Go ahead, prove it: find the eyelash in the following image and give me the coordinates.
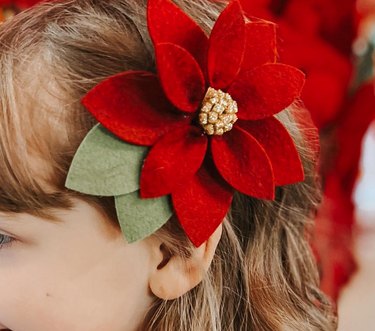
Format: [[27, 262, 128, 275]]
[[0, 233, 15, 249]]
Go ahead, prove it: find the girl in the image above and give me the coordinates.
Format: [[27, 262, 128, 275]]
[[0, 0, 336, 330]]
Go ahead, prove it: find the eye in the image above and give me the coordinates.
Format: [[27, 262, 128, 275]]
[[0, 233, 14, 249]]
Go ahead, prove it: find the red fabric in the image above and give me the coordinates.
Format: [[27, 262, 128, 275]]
[[83, 0, 305, 246], [229, 64, 305, 120], [314, 175, 357, 303], [242, 21, 277, 71], [140, 126, 207, 198], [335, 84, 375, 186], [173, 165, 234, 247], [208, 0, 246, 90], [302, 71, 348, 129], [211, 126, 274, 199], [156, 43, 205, 112], [239, 0, 357, 56], [313, 84, 375, 301], [239, 0, 274, 20], [239, 0, 355, 129], [147, 0, 208, 70], [277, 22, 353, 128], [239, 117, 304, 185], [284, 0, 357, 56], [82, 71, 189, 146]]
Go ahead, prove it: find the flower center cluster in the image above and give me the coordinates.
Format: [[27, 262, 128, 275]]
[[199, 87, 238, 136]]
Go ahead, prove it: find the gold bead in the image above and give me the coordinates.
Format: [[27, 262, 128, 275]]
[[199, 87, 239, 136], [199, 113, 208, 125], [208, 112, 218, 124], [206, 124, 215, 135]]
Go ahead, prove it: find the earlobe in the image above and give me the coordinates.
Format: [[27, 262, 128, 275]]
[[149, 224, 222, 300]]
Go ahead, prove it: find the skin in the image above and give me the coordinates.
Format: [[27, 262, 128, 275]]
[[0, 24, 223, 328], [0, 200, 155, 331], [0, 198, 222, 331]]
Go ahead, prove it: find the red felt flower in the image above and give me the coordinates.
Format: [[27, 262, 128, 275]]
[[83, 0, 305, 246]]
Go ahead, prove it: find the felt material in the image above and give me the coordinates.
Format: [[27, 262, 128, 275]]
[[238, 117, 304, 185], [147, 0, 208, 71], [155, 43, 206, 113], [211, 126, 275, 199], [115, 191, 173, 243], [140, 126, 208, 198], [241, 21, 277, 71], [229, 64, 305, 120], [65, 124, 147, 196], [72, 0, 308, 247], [82, 71, 189, 146], [208, 0, 246, 90], [172, 165, 233, 247]]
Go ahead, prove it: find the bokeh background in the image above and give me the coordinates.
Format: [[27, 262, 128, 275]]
[[1, 0, 374, 329]]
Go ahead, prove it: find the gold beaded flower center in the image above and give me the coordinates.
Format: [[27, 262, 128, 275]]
[[199, 87, 238, 136]]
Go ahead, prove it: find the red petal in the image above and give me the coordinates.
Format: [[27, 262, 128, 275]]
[[147, 0, 208, 70], [172, 165, 233, 247], [208, 0, 246, 90], [238, 117, 304, 185], [241, 21, 277, 71], [82, 71, 189, 146], [140, 126, 207, 198], [156, 43, 206, 113], [211, 126, 275, 199], [239, 0, 275, 20], [229, 64, 305, 120]]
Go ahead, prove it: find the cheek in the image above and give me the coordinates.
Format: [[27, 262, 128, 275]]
[[0, 237, 153, 331]]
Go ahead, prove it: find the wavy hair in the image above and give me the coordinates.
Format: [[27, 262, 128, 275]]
[[0, 1, 336, 330]]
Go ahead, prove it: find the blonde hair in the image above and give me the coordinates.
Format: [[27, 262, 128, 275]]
[[0, 1, 336, 330]]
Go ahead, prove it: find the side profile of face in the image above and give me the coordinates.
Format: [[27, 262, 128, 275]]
[[0, 200, 155, 331], [0, 198, 221, 331]]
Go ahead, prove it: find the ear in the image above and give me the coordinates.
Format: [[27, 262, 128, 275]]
[[148, 225, 222, 300]]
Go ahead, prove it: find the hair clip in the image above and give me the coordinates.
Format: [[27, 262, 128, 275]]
[[66, 0, 305, 247]]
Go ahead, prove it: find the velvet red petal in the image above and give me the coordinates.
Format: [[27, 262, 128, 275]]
[[208, 0, 246, 90], [147, 0, 208, 70], [238, 117, 304, 186], [140, 126, 208, 198], [82, 71, 189, 146], [241, 21, 277, 71], [172, 165, 233, 247], [156, 43, 206, 113], [211, 126, 275, 199], [229, 64, 305, 121]]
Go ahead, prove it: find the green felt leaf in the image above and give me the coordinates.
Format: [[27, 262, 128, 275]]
[[65, 124, 148, 196], [115, 191, 173, 243]]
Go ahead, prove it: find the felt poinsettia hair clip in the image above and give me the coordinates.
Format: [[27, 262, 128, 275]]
[[65, 0, 305, 247]]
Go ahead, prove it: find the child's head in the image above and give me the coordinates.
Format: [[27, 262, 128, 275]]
[[0, 1, 336, 330]]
